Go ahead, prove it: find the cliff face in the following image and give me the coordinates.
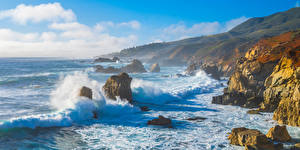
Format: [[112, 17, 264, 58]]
[[213, 31, 300, 114]]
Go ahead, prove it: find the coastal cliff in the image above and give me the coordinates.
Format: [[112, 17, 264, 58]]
[[213, 30, 300, 126]]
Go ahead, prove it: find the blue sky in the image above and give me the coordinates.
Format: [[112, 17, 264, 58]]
[[0, 0, 298, 57]]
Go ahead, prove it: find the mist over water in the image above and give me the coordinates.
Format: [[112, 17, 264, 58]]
[[0, 58, 299, 149]]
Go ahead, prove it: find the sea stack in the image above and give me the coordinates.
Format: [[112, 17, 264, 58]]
[[79, 86, 93, 99], [102, 72, 133, 103]]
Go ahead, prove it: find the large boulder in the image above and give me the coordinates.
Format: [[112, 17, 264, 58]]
[[102, 72, 133, 103], [201, 63, 222, 80], [266, 125, 291, 142], [79, 86, 93, 99], [228, 127, 281, 150], [149, 63, 160, 72], [121, 59, 147, 73], [147, 115, 172, 127]]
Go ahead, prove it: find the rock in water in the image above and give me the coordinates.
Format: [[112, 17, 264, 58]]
[[150, 63, 160, 72], [121, 59, 147, 73], [112, 56, 120, 62], [94, 57, 114, 62], [147, 115, 172, 127], [266, 125, 291, 142], [228, 127, 281, 150], [102, 72, 133, 103], [79, 86, 93, 99]]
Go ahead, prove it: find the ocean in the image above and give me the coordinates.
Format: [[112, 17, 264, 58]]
[[0, 58, 299, 150]]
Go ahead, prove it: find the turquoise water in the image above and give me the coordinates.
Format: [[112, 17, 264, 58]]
[[0, 58, 298, 150]]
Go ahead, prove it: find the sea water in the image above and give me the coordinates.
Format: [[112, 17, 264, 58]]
[[0, 58, 299, 150]]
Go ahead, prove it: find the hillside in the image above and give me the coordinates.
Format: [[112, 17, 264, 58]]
[[111, 7, 300, 73]]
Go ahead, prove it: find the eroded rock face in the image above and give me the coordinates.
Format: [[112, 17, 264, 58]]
[[147, 115, 172, 127], [268, 53, 300, 126], [102, 72, 133, 103], [149, 63, 160, 72], [213, 31, 300, 109], [79, 86, 93, 99], [266, 125, 291, 142], [121, 59, 147, 73]]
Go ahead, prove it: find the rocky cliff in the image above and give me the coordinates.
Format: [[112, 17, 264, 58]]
[[213, 30, 300, 126]]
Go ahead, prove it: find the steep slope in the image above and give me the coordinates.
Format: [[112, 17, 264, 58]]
[[112, 8, 300, 73]]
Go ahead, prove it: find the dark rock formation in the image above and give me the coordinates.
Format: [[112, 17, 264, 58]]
[[95, 65, 121, 73], [266, 125, 291, 142], [95, 59, 147, 74], [147, 115, 172, 127], [228, 127, 282, 150], [121, 59, 147, 73], [140, 106, 150, 111], [185, 62, 222, 80], [102, 72, 133, 103], [186, 116, 207, 121], [149, 63, 160, 72], [94, 57, 115, 62], [112, 56, 120, 62], [185, 63, 200, 76], [79, 86, 93, 99]]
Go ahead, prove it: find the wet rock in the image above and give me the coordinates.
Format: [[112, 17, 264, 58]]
[[95, 65, 121, 73], [266, 125, 291, 142], [102, 72, 133, 103], [201, 63, 222, 80], [147, 115, 172, 127], [149, 63, 160, 72], [79, 86, 92, 99], [186, 116, 207, 121], [247, 109, 261, 115], [140, 106, 150, 111], [112, 56, 120, 62], [94, 57, 115, 62], [228, 127, 279, 149], [121, 59, 147, 73], [245, 143, 283, 150], [185, 63, 199, 76]]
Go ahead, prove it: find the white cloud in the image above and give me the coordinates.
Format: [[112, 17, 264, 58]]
[[94, 20, 141, 32], [162, 16, 248, 41], [0, 3, 76, 25]]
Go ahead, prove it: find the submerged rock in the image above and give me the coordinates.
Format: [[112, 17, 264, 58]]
[[266, 125, 291, 142], [149, 63, 160, 72], [147, 115, 172, 127], [186, 116, 207, 121], [102, 72, 133, 103], [79, 86, 93, 99], [247, 109, 261, 115], [121, 59, 147, 73], [140, 106, 150, 111]]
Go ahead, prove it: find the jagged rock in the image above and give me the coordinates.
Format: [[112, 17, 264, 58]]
[[121, 59, 147, 73], [112, 56, 120, 62], [185, 63, 200, 75], [147, 115, 172, 127], [94, 57, 115, 62], [213, 31, 300, 109], [79, 86, 92, 99], [201, 63, 222, 80], [150, 63, 160, 72], [102, 72, 133, 103], [266, 125, 291, 142], [228, 127, 280, 150]]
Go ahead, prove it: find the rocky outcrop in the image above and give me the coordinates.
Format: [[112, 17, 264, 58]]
[[121, 59, 147, 73], [266, 125, 291, 142], [149, 63, 160, 72], [102, 72, 133, 103], [95, 59, 147, 74], [112, 56, 120, 62], [185, 62, 222, 80], [79, 86, 93, 99], [213, 31, 300, 109], [147, 115, 172, 127], [94, 57, 115, 62], [95, 65, 121, 73], [228, 127, 282, 150]]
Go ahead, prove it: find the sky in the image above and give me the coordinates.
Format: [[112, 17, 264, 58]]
[[0, 0, 298, 58]]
